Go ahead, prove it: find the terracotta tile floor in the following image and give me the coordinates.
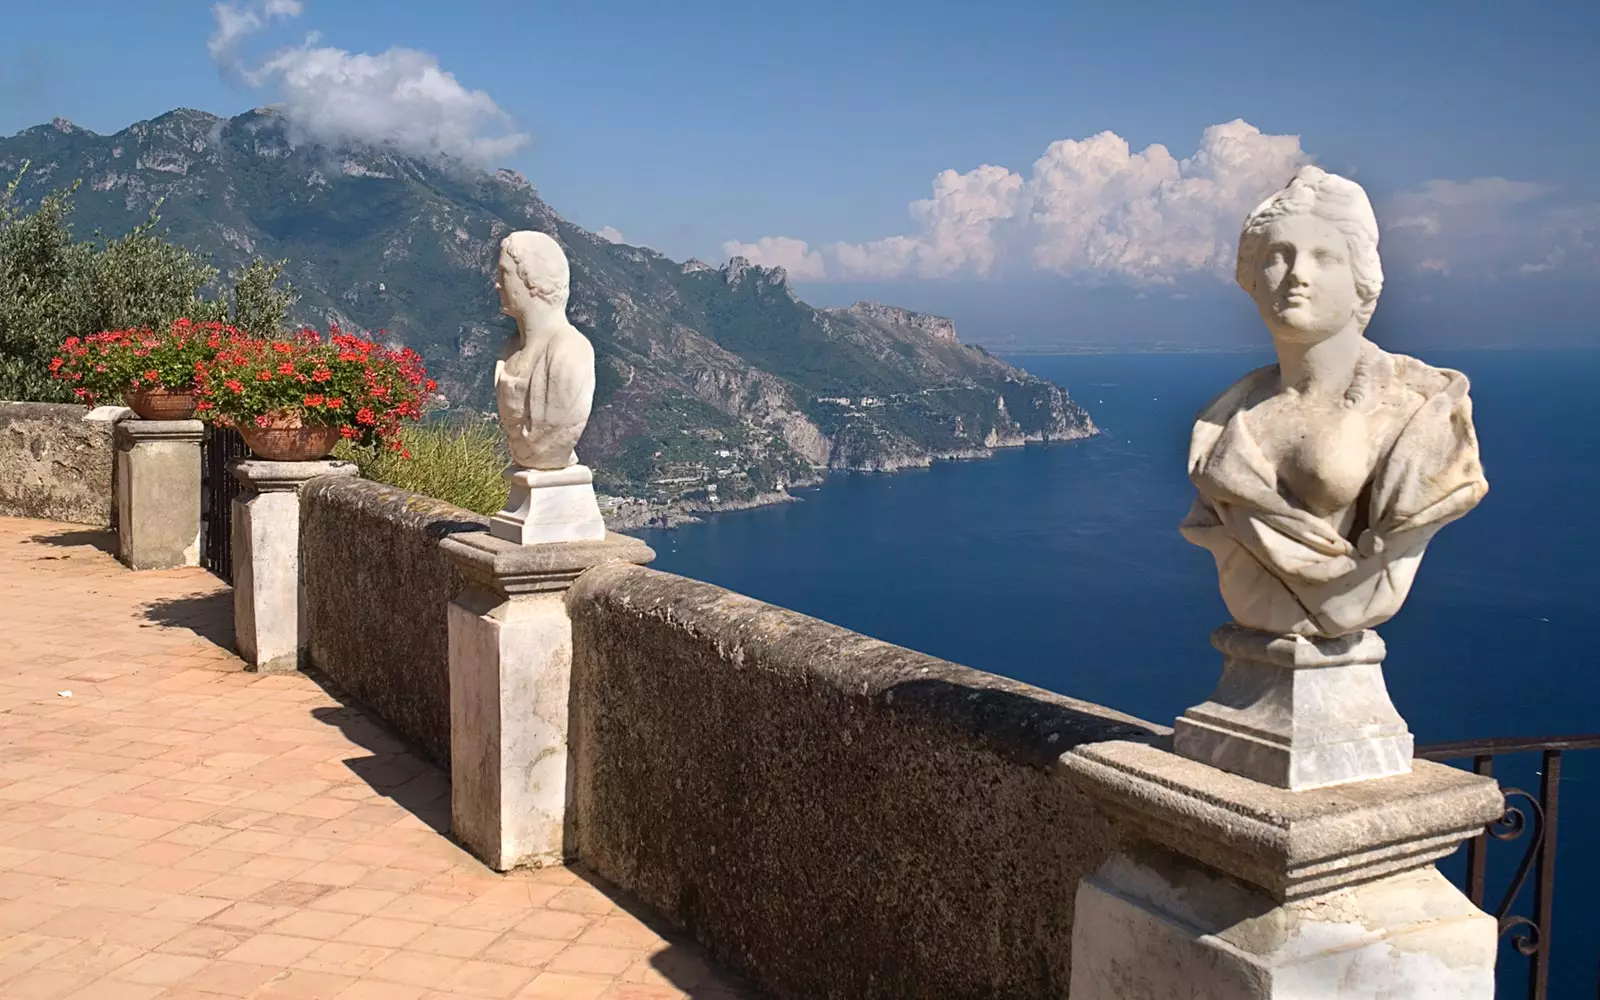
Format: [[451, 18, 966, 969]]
[[0, 517, 755, 1000]]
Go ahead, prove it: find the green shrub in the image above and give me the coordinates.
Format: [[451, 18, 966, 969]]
[[336, 419, 509, 516], [0, 163, 296, 401]]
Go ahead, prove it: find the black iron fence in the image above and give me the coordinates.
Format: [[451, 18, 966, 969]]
[[1416, 734, 1600, 1000], [200, 424, 250, 581]]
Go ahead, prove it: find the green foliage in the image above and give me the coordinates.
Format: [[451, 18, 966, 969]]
[[227, 258, 299, 338], [335, 419, 509, 516], [0, 162, 297, 402]]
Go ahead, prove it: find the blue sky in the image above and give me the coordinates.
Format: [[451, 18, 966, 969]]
[[2, 0, 1596, 346]]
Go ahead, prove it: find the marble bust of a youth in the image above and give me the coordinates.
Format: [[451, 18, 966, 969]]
[[493, 231, 595, 470], [1180, 166, 1488, 638]]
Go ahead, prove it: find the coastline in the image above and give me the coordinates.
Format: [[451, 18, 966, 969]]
[[605, 425, 1099, 533]]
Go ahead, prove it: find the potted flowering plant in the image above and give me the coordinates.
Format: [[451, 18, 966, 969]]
[[50, 318, 236, 419], [195, 326, 433, 461]]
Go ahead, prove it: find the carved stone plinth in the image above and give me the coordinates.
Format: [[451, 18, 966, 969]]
[[1061, 740, 1504, 999], [489, 464, 606, 546], [440, 529, 654, 870], [1173, 625, 1412, 791], [231, 459, 358, 674]]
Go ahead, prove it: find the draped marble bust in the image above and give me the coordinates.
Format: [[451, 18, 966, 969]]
[[493, 231, 595, 470], [1180, 166, 1488, 638]]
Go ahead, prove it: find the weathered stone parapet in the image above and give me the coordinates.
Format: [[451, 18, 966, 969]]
[[115, 418, 203, 570], [232, 459, 358, 674], [300, 477, 487, 766], [565, 562, 1161, 999], [0, 402, 128, 525], [1062, 739, 1505, 998], [439, 529, 654, 872]]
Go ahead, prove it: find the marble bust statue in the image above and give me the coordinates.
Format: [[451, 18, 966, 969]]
[[493, 231, 595, 471], [1179, 166, 1489, 639], [487, 231, 606, 544]]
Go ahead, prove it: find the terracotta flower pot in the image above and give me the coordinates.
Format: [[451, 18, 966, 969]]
[[238, 413, 342, 461], [124, 386, 198, 421]]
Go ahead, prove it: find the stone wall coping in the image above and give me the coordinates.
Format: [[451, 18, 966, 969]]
[[1059, 739, 1505, 901], [232, 459, 358, 492], [115, 418, 204, 445], [441, 529, 655, 597], [570, 562, 1163, 765]]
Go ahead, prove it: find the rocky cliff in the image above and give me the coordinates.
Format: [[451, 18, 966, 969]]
[[0, 108, 1096, 500]]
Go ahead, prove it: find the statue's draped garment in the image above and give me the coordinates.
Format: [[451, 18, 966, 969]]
[[1180, 344, 1488, 637]]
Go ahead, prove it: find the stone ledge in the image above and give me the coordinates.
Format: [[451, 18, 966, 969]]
[[232, 458, 358, 492], [440, 529, 655, 596], [1059, 739, 1504, 901], [116, 418, 204, 445]]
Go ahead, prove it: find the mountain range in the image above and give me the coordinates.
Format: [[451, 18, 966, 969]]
[[0, 108, 1095, 500]]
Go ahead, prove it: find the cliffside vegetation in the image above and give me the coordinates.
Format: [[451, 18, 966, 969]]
[[1, 109, 1096, 504]]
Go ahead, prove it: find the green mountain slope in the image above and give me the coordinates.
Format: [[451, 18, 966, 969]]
[[1, 108, 1096, 499]]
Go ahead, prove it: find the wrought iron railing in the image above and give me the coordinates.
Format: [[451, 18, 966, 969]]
[[200, 424, 250, 581], [1416, 734, 1600, 1000]]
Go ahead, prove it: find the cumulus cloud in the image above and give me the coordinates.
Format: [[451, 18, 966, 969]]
[[596, 226, 628, 245], [726, 122, 1598, 284], [208, 1, 527, 165], [724, 120, 1310, 284]]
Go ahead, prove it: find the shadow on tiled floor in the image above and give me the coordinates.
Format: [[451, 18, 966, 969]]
[[0, 515, 760, 999]]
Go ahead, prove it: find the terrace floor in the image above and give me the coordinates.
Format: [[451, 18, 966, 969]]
[[0, 516, 755, 1000]]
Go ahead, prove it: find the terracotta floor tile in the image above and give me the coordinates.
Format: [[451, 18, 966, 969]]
[[0, 518, 755, 1000], [112, 952, 212, 985], [365, 950, 465, 988], [545, 947, 640, 978], [0, 967, 95, 1000], [174, 958, 281, 996], [514, 972, 612, 1000]]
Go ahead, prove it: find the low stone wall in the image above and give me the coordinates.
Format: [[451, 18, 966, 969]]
[[567, 563, 1162, 1000], [0, 402, 124, 525], [300, 477, 487, 765]]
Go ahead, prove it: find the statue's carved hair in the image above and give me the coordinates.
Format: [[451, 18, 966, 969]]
[[1237, 165, 1383, 331], [500, 230, 570, 306]]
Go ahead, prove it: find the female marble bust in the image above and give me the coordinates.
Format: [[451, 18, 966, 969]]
[[1180, 166, 1488, 638], [493, 231, 595, 470]]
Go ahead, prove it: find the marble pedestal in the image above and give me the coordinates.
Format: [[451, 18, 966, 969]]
[[489, 464, 606, 546], [1062, 740, 1505, 999], [1173, 625, 1413, 790], [440, 529, 654, 870], [231, 459, 357, 674], [115, 419, 203, 570]]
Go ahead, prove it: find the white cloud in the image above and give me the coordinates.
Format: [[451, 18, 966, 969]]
[[596, 226, 628, 245], [1383, 178, 1598, 278], [726, 122, 1598, 284], [208, 1, 527, 165], [724, 120, 1311, 284]]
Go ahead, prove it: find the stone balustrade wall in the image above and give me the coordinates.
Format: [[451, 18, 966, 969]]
[[299, 476, 486, 765], [566, 562, 1161, 1000], [0, 402, 123, 525]]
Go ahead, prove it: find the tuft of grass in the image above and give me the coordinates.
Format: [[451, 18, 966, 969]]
[[336, 419, 510, 516]]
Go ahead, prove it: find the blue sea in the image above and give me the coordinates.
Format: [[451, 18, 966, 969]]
[[640, 349, 1600, 995]]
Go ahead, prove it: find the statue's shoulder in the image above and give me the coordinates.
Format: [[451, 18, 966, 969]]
[[1196, 362, 1277, 425], [1375, 346, 1469, 404]]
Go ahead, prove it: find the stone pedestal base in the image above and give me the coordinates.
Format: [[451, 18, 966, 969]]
[[1061, 740, 1505, 1000], [440, 530, 654, 870], [1173, 625, 1412, 790], [489, 465, 606, 546], [231, 459, 357, 674], [1071, 845, 1495, 999], [115, 419, 203, 570]]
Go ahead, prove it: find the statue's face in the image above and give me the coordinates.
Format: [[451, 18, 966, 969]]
[[1250, 213, 1361, 343], [495, 255, 520, 317]]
